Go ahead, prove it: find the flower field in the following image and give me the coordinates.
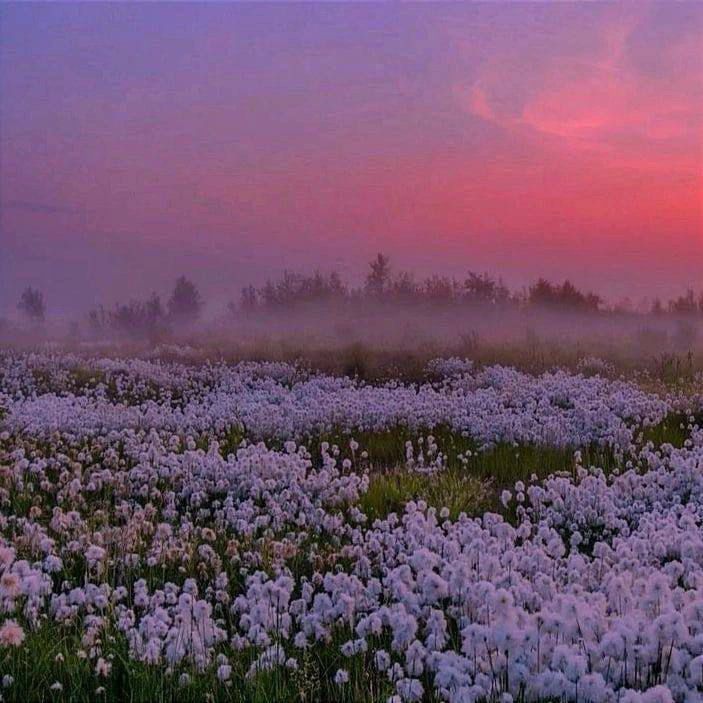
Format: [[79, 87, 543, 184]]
[[1, 350, 703, 703]]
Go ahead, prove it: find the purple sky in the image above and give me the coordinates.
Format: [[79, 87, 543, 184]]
[[1, 2, 702, 316]]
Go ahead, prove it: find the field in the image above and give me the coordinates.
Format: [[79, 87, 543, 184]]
[[1, 348, 703, 703]]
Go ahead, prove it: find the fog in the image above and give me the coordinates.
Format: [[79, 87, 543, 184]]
[[191, 304, 703, 372], [4, 298, 703, 379], [2, 3, 702, 373]]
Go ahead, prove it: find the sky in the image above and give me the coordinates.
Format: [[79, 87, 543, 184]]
[[1, 2, 702, 316]]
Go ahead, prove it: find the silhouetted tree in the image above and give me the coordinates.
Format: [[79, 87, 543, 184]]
[[168, 276, 202, 324], [17, 287, 45, 323], [144, 293, 166, 327], [110, 295, 166, 339], [111, 302, 144, 337], [528, 278, 557, 307], [299, 270, 346, 303], [255, 270, 347, 308], [240, 285, 258, 312], [88, 306, 109, 336], [528, 278, 600, 311], [365, 253, 391, 297], [585, 292, 601, 311], [464, 272, 510, 305], [422, 275, 460, 304], [668, 289, 697, 314], [88, 293, 167, 339], [390, 271, 418, 302]]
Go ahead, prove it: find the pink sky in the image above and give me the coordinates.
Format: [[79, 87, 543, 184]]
[[1, 2, 701, 315]]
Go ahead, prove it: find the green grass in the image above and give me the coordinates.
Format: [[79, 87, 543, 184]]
[[360, 468, 491, 521], [307, 424, 624, 521], [639, 412, 698, 448], [1, 621, 400, 703], [357, 439, 623, 521]]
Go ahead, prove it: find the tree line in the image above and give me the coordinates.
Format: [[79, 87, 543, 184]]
[[13, 276, 201, 339], [235, 254, 603, 313], [12, 253, 703, 338]]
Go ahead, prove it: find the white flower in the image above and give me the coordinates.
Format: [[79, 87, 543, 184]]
[[396, 678, 424, 702], [0, 621, 25, 648], [217, 664, 231, 682]]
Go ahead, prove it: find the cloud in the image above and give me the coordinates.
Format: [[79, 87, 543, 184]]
[[456, 6, 702, 166]]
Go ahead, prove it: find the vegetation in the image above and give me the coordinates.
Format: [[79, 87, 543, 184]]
[[17, 286, 45, 323], [0, 352, 701, 701]]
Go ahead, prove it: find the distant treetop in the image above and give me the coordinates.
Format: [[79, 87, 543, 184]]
[[168, 276, 202, 325], [17, 287, 45, 323]]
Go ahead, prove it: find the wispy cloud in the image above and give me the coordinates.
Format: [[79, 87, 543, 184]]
[[456, 7, 702, 166]]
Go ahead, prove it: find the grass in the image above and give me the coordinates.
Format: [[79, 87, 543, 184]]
[[639, 412, 698, 448], [360, 469, 491, 521], [1, 621, 399, 703], [307, 424, 624, 521], [311, 406, 700, 525], [12, 328, 703, 384], [357, 440, 622, 521]]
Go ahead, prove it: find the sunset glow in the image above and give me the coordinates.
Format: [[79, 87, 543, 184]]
[[1, 2, 701, 314]]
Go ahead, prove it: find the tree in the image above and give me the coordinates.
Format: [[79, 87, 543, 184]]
[[390, 271, 418, 302], [422, 275, 460, 304], [17, 287, 45, 323], [365, 253, 391, 297], [144, 293, 166, 327], [422, 274, 459, 304], [464, 272, 510, 305], [240, 285, 258, 312], [528, 278, 600, 312], [253, 270, 347, 309], [88, 306, 109, 336], [87, 293, 167, 340], [528, 278, 557, 307], [168, 276, 202, 325], [668, 289, 697, 314]]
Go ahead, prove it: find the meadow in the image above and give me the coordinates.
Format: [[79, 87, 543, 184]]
[[1, 347, 703, 703]]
